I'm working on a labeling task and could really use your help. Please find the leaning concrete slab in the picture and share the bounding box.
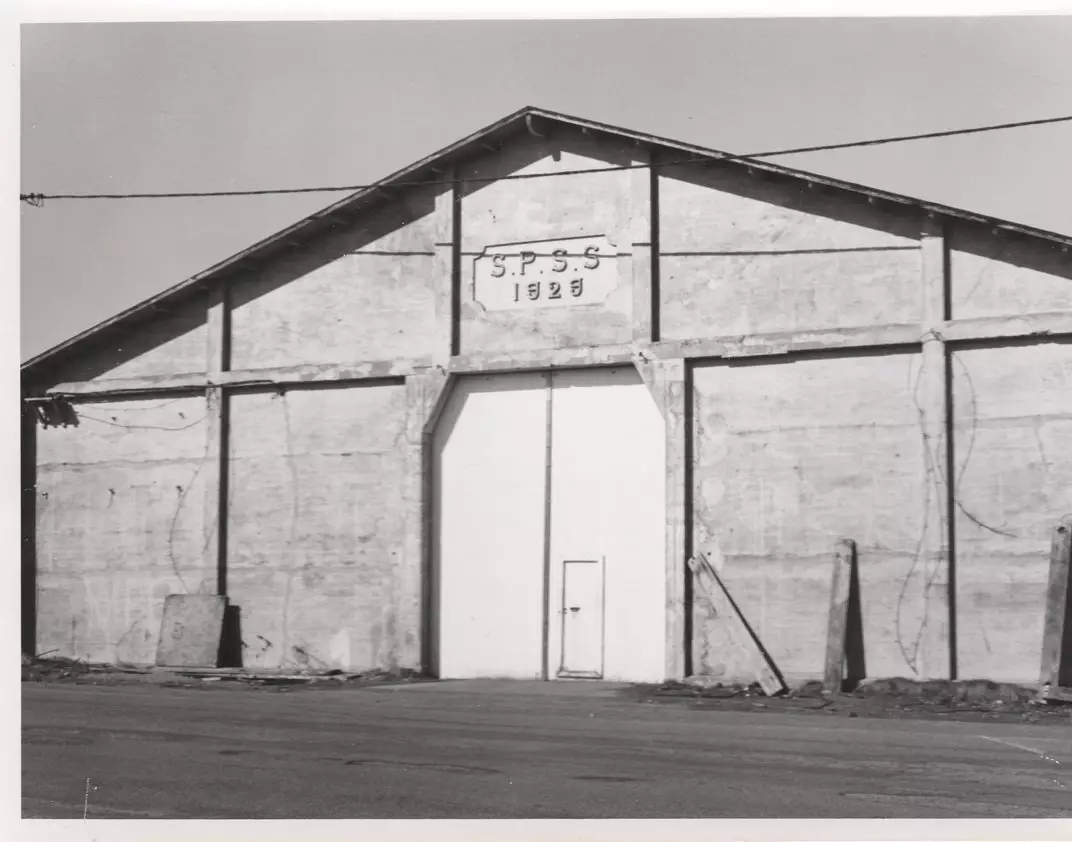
[155,594,228,668]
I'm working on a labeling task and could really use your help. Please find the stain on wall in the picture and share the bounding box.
[658,165,922,339]
[226,383,409,672]
[34,396,212,664]
[951,341,1072,682]
[459,131,635,353]
[691,352,948,683]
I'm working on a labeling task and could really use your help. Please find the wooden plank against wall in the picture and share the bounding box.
[688,554,785,696]
[823,539,866,692]
[1039,515,1072,690]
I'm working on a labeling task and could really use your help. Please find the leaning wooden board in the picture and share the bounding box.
[688,554,785,696]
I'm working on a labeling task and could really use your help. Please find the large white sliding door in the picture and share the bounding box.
[548,368,666,683]
[433,373,549,679]
[434,367,666,682]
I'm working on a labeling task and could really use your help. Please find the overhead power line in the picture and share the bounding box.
[20,114,1072,204]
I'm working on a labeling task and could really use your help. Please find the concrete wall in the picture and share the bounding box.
[458,131,636,353]
[225,382,411,672]
[34,396,211,664]
[951,341,1072,682]
[691,351,948,684]
[39,294,209,386]
[229,186,448,370]
[25,122,1072,685]
[949,226,1072,320]
[659,166,922,340]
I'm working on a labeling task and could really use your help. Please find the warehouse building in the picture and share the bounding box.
[20,107,1072,686]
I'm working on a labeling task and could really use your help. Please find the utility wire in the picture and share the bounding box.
[20,114,1072,204]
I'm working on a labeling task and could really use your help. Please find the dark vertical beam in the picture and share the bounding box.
[449,175,463,357]
[629,146,654,345]
[432,167,457,364]
[421,425,437,676]
[845,543,867,689]
[219,285,232,373]
[206,284,231,375]
[681,360,694,677]
[21,399,38,656]
[649,151,662,343]
[215,390,230,598]
[943,342,958,680]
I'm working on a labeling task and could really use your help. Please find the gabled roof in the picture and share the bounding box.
[22,105,1072,378]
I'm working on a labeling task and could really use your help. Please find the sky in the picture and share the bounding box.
[18,15,1072,362]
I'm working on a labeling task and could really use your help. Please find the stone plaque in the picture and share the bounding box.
[473,235,619,312]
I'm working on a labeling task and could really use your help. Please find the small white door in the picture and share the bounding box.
[558,559,604,677]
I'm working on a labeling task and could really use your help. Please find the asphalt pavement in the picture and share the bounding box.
[21,679,1072,819]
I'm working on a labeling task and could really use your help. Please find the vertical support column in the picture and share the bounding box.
[403,367,452,674]
[22,397,38,656]
[1040,515,1072,691]
[664,358,688,681]
[635,356,688,681]
[433,167,458,363]
[630,147,655,344]
[204,285,230,597]
[919,215,954,679]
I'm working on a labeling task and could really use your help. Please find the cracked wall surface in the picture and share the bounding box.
[226,383,410,673]
[228,186,448,369]
[949,227,1072,320]
[691,352,949,684]
[951,342,1072,682]
[658,166,923,340]
[34,396,211,664]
